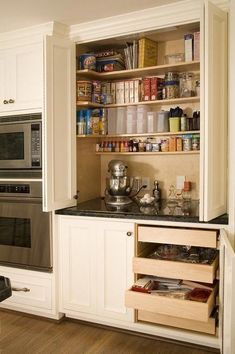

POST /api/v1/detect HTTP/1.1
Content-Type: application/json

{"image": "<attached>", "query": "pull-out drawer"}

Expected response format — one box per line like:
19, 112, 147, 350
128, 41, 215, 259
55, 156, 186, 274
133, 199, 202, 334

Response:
133, 255, 219, 283
125, 285, 216, 322
138, 226, 218, 248
137, 310, 216, 335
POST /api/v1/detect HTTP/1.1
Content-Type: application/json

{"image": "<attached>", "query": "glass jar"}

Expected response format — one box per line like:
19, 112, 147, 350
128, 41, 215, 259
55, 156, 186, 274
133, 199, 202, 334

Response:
179, 72, 195, 98
164, 72, 179, 99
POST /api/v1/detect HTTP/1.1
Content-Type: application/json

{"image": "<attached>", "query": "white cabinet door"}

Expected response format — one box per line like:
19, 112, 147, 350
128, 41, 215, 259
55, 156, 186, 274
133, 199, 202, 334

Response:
201, 1, 228, 221
43, 35, 76, 212
58, 217, 96, 314
58, 217, 135, 323
0, 43, 43, 114
96, 221, 134, 322
220, 230, 235, 354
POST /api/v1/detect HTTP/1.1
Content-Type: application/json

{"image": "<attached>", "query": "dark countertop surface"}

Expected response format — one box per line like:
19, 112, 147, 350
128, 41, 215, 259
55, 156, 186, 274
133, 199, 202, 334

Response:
56, 198, 228, 225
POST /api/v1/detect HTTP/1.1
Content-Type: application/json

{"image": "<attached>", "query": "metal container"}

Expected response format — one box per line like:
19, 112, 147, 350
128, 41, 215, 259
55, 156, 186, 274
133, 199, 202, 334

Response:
106, 176, 132, 196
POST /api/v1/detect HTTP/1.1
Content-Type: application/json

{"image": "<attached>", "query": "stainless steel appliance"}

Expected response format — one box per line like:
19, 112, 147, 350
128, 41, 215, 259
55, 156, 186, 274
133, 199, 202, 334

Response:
105, 160, 144, 206
0, 114, 42, 170
0, 181, 52, 271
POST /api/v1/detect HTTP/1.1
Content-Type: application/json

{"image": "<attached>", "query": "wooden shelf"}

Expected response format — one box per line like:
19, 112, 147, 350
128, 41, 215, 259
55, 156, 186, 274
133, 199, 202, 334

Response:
95, 151, 200, 156
77, 130, 200, 139
77, 96, 200, 109
77, 61, 200, 80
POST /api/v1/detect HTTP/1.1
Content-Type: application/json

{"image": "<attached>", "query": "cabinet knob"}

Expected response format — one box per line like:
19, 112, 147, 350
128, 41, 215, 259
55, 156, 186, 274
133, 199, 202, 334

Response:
73, 190, 80, 200
126, 231, 133, 237
3, 100, 8, 104
9, 99, 15, 104
12, 287, 30, 292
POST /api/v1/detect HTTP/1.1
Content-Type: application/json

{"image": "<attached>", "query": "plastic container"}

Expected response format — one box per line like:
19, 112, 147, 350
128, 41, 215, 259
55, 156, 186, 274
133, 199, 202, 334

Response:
107, 108, 117, 134
126, 106, 137, 134
169, 117, 180, 132
147, 111, 158, 133
179, 72, 195, 97
157, 110, 169, 132
116, 107, 126, 134
137, 105, 148, 134
164, 53, 185, 64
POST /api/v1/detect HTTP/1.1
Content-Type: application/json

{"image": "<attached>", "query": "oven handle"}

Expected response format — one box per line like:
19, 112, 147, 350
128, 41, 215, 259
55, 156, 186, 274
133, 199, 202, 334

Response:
12, 287, 30, 292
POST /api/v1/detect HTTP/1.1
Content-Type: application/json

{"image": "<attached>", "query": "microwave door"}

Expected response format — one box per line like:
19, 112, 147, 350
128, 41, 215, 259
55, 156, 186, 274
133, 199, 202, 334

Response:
0, 124, 31, 169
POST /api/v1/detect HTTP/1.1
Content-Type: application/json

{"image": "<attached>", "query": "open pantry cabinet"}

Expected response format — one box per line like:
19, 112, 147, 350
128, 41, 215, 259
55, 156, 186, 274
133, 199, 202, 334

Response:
75, 0, 227, 223
124, 225, 235, 354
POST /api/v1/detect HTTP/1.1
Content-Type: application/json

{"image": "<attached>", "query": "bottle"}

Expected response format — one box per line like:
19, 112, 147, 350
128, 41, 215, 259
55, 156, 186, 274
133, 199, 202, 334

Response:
152, 180, 161, 201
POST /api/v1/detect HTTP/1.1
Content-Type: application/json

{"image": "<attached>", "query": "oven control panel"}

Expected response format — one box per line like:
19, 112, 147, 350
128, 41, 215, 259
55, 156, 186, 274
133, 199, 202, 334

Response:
0, 184, 30, 194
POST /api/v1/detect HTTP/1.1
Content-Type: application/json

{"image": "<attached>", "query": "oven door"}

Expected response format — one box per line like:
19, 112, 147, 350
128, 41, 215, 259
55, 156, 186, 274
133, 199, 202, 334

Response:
0, 123, 31, 169
0, 199, 52, 271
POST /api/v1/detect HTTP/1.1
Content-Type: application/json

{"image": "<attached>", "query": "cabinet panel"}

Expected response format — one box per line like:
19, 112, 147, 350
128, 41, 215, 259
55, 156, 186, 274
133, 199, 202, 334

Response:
43, 36, 76, 212
59, 219, 96, 314
96, 221, 134, 322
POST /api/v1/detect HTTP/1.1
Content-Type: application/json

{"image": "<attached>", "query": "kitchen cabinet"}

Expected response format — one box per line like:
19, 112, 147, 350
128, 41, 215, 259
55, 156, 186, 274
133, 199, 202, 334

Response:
0, 42, 43, 114
74, 0, 227, 223
58, 216, 134, 323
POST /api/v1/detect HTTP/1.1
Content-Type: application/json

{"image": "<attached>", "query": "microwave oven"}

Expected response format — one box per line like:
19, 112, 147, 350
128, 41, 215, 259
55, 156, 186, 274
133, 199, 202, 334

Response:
0, 114, 42, 170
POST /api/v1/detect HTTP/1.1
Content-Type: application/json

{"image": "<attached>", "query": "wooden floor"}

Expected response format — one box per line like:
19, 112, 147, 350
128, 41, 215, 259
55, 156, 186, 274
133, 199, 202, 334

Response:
0, 311, 219, 354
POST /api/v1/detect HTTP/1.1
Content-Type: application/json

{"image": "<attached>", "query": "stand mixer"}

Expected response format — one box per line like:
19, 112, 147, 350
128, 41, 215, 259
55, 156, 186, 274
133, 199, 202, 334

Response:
104, 160, 144, 206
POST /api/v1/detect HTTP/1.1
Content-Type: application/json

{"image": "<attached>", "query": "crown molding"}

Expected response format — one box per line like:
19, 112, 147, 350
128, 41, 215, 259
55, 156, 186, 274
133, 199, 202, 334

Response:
69, 0, 230, 43
0, 21, 69, 46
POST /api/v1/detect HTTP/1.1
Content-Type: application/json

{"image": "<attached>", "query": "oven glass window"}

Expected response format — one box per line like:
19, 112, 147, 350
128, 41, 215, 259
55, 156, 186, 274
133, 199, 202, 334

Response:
0, 217, 31, 248
0, 132, 24, 160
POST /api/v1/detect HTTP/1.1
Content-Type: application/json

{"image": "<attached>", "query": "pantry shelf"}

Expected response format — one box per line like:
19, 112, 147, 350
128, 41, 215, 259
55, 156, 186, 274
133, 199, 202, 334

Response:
77, 61, 200, 80
77, 97, 200, 109
95, 151, 200, 156
77, 130, 200, 139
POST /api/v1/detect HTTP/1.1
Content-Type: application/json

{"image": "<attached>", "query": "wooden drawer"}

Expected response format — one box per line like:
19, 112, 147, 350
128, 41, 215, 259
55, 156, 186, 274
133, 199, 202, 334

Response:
125, 286, 216, 322
133, 255, 219, 283
0, 270, 52, 311
138, 226, 218, 248
137, 310, 216, 335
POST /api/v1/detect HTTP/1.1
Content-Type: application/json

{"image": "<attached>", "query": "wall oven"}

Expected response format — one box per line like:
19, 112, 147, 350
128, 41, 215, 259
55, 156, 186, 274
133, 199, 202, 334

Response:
0, 114, 42, 170
0, 181, 52, 271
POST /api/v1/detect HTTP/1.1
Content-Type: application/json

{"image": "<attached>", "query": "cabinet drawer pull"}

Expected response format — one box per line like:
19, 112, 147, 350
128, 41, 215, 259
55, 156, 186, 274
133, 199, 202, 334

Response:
12, 287, 30, 292
3, 100, 9, 104
126, 231, 133, 236
9, 99, 15, 104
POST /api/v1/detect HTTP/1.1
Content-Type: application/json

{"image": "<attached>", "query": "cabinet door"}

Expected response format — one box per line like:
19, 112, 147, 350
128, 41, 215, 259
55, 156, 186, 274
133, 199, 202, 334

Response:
58, 218, 96, 314
96, 221, 134, 322
8, 42, 43, 112
43, 36, 76, 212
220, 230, 235, 354
0, 51, 10, 111
201, 1, 227, 221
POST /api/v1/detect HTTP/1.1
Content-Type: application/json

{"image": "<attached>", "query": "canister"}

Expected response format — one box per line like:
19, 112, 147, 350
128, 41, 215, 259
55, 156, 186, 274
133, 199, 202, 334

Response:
183, 135, 192, 151
79, 54, 96, 70
77, 80, 92, 101
157, 110, 169, 132
169, 117, 180, 132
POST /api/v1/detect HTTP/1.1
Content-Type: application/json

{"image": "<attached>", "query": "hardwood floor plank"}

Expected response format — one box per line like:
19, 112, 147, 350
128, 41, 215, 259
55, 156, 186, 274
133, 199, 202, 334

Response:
0, 311, 219, 354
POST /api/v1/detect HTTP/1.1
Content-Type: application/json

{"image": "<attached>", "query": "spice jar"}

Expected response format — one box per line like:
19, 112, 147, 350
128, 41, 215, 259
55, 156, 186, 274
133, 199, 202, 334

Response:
179, 72, 195, 97
164, 72, 180, 99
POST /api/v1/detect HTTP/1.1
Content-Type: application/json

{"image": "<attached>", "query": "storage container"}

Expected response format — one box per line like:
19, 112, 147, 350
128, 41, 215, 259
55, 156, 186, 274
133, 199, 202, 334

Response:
107, 108, 117, 134
169, 117, 180, 132
137, 105, 148, 134
116, 107, 126, 134
147, 111, 158, 133
157, 110, 169, 132
126, 106, 137, 134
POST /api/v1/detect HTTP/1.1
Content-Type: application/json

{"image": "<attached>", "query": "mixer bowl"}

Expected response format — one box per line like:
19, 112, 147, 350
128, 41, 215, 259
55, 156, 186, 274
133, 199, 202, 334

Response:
106, 176, 133, 196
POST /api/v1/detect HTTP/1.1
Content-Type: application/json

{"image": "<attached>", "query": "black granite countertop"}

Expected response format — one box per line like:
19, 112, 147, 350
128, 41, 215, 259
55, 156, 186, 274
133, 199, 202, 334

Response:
56, 198, 228, 225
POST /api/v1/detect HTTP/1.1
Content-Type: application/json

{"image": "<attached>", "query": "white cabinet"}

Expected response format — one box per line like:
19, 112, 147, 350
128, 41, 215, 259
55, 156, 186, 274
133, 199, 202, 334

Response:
0, 42, 43, 114
58, 216, 134, 323
43, 35, 76, 212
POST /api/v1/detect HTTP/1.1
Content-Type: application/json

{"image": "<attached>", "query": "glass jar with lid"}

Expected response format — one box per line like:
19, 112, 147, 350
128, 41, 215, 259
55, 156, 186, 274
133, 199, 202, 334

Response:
179, 72, 195, 97
164, 72, 180, 99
